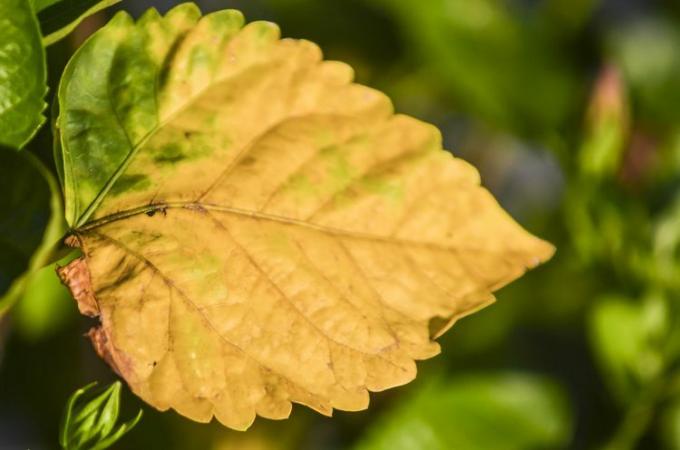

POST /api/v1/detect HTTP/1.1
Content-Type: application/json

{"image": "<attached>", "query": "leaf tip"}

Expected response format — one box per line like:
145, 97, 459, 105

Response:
533, 238, 557, 267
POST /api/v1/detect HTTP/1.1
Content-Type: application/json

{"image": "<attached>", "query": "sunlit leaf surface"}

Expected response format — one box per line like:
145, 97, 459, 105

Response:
56, 4, 553, 430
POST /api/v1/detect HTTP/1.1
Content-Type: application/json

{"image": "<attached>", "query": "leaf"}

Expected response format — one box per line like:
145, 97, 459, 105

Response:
660, 399, 680, 450
589, 295, 667, 403
354, 373, 572, 450
32, 0, 61, 12
0, 148, 65, 316
60, 381, 142, 450
55, 4, 554, 430
369, 0, 580, 137
12, 258, 75, 340
610, 19, 680, 128
39, 0, 122, 46
0, 0, 47, 149
0, 150, 51, 296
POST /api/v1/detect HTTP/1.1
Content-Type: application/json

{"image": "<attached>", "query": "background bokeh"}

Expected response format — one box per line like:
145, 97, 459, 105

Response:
2, 0, 680, 448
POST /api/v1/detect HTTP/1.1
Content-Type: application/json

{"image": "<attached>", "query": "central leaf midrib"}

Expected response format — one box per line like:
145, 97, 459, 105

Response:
75, 200, 529, 257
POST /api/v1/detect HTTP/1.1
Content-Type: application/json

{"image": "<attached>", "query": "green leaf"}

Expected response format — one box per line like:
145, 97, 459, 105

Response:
609, 19, 680, 128
0, 148, 67, 316
369, 0, 579, 137
39, 0, 122, 46
12, 256, 76, 340
32, 0, 61, 12
589, 295, 667, 403
660, 399, 680, 450
354, 373, 572, 450
60, 381, 142, 450
650, 194, 680, 290
0, 150, 51, 295
0, 0, 47, 149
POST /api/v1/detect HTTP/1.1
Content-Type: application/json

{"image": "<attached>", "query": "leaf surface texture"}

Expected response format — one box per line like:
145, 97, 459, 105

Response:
0, 0, 46, 149
57, 4, 554, 430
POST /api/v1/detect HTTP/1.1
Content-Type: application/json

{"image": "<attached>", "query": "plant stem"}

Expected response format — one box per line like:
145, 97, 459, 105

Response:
603, 378, 666, 450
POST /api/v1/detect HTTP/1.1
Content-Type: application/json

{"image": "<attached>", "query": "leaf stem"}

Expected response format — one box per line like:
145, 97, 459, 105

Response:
0, 151, 69, 317
602, 377, 666, 450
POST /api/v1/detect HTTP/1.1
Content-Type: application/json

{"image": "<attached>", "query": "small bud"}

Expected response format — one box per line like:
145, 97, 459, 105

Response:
579, 65, 630, 178
587, 65, 627, 127
59, 381, 142, 450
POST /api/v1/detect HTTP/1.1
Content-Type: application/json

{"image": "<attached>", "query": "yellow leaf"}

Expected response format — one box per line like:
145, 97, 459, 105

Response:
56, 4, 554, 430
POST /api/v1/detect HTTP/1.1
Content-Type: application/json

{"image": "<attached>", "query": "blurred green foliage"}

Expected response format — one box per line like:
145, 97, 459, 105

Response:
355, 374, 571, 450
371, 0, 586, 139
0, 150, 65, 317
0, 151, 52, 298
2, 0, 680, 449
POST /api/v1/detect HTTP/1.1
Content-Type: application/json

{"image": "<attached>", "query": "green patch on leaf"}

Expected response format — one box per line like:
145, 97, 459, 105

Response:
109, 174, 151, 196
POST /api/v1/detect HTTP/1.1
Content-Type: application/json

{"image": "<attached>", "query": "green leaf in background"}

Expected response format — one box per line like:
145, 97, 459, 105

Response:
0, 0, 47, 149
593, 292, 675, 450
370, 0, 582, 138
354, 373, 572, 450
39, 0, 122, 46
609, 19, 680, 128
661, 399, 680, 450
60, 381, 142, 450
32, 0, 61, 12
542, 0, 597, 32
12, 257, 76, 341
589, 295, 668, 403
650, 194, 680, 291
0, 149, 67, 316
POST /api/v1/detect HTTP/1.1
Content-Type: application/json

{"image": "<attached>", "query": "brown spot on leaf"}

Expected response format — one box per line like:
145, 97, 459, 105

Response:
88, 326, 125, 378
57, 256, 99, 317
64, 234, 80, 248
